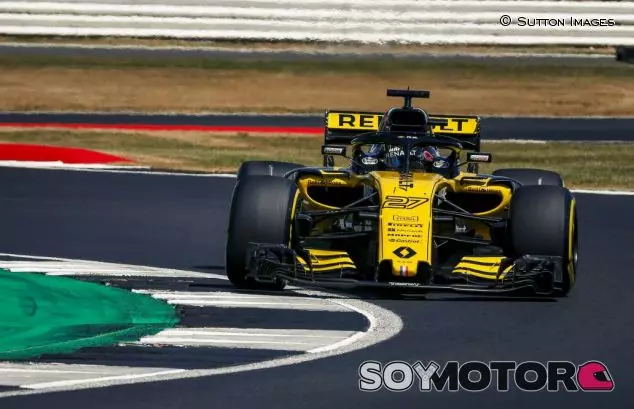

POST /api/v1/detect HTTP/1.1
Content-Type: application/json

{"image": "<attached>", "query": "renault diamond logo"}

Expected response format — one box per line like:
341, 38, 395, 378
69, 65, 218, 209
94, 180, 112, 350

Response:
393, 246, 417, 259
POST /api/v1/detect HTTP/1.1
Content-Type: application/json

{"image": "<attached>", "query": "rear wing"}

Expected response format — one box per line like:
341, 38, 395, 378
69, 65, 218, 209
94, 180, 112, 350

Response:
323, 110, 481, 149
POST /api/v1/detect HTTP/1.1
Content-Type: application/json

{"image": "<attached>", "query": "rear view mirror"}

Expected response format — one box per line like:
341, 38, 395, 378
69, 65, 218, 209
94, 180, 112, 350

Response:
321, 145, 347, 156
466, 152, 492, 163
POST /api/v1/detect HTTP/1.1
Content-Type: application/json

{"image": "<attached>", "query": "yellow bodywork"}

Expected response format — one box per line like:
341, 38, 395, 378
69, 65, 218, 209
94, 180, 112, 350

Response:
453, 256, 513, 280
295, 169, 514, 279
295, 249, 357, 273
371, 171, 443, 277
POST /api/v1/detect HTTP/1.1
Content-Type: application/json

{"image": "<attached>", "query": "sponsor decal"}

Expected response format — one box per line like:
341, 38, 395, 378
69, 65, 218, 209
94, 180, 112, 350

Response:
387, 233, 422, 238
462, 185, 489, 192
387, 282, 422, 288
321, 145, 346, 155
393, 246, 417, 259
389, 222, 424, 228
362, 156, 379, 165
393, 215, 419, 222
467, 152, 492, 163
432, 117, 478, 135
305, 178, 347, 186
326, 112, 478, 135
327, 113, 382, 130
399, 173, 414, 191
383, 196, 429, 210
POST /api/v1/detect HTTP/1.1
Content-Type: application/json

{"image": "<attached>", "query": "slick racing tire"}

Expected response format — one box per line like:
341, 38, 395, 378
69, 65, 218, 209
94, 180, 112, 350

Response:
493, 168, 563, 187
237, 161, 305, 180
507, 185, 578, 296
225, 175, 298, 290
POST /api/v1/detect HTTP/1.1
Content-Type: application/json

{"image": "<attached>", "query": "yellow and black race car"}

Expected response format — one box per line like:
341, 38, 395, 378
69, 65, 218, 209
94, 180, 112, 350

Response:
225, 89, 578, 296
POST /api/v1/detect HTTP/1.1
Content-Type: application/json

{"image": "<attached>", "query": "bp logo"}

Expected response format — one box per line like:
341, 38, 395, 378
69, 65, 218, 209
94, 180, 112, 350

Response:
393, 247, 417, 259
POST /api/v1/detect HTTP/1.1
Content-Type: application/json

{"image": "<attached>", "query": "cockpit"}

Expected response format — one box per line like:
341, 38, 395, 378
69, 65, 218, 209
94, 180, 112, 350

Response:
350, 133, 460, 176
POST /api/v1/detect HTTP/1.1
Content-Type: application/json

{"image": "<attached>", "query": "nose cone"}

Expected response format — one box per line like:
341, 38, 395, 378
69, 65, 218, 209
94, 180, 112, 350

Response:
577, 361, 614, 391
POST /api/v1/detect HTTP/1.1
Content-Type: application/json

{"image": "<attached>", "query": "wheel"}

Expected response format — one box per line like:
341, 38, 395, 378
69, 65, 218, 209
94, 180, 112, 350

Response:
237, 161, 305, 180
225, 175, 298, 290
507, 185, 578, 296
493, 168, 563, 187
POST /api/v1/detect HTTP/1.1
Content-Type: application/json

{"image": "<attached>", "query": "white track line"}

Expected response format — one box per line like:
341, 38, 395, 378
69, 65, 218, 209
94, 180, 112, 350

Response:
24, 369, 187, 390
484, 139, 547, 144
0, 161, 150, 169
0, 368, 101, 374
0, 253, 403, 397
0, 163, 228, 176
144, 328, 353, 338
0, 254, 227, 279
134, 290, 349, 311
134, 328, 360, 351
0, 165, 631, 195
570, 189, 634, 196
161, 299, 347, 310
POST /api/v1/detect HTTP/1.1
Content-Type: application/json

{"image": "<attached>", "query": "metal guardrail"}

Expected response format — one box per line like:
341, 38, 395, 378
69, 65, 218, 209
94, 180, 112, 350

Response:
0, 0, 633, 45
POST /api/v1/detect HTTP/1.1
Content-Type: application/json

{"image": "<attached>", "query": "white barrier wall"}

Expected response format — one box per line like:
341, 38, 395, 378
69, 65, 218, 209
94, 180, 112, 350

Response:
0, 0, 633, 45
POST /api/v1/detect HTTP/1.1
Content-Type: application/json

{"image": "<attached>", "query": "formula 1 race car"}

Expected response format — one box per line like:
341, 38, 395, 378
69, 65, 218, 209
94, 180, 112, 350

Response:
225, 89, 578, 296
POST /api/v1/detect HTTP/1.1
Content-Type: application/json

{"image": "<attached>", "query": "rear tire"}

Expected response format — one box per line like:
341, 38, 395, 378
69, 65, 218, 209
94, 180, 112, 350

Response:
507, 185, 578, 296
237, 161, 305, 180
225, 175, 298, 290
493, 168, 563, 187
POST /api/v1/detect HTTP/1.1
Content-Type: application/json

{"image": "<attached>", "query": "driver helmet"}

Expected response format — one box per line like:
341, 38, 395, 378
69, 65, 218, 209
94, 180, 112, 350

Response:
351, 144, 383, 173
383, 145, 443, 170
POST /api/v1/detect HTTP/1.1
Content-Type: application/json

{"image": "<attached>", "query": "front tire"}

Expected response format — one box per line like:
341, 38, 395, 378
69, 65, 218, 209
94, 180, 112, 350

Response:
493, 168, 563, 187
237, 161, 305, 180
225, 175, 298, 290
507, 185, 578, 296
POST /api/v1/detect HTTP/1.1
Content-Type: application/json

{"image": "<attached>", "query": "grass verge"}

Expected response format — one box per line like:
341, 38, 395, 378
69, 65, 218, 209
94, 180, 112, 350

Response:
0, 53, 632, 115
1, 128, 631, 190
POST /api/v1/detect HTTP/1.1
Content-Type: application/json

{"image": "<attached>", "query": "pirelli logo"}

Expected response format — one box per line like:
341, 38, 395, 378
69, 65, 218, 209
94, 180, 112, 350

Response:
326, 112, 479, 135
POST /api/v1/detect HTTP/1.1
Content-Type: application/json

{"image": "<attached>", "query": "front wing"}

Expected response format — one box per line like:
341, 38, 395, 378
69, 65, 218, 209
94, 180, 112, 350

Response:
245, 244, 566, 296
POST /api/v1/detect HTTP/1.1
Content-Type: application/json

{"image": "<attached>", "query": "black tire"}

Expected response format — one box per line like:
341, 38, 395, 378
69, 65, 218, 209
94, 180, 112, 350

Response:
507, 185, 578, 296
237, 161, 305, 180
225, 175, 298, 290
493, 168, 563, 187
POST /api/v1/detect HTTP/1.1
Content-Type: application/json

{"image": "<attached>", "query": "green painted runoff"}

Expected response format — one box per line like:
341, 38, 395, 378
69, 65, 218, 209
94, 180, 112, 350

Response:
0, 269, 178, 360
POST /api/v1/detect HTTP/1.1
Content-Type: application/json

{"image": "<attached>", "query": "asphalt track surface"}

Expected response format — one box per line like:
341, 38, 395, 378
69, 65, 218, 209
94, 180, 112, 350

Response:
2, 112, 634, 141
0, 167, 633, 408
